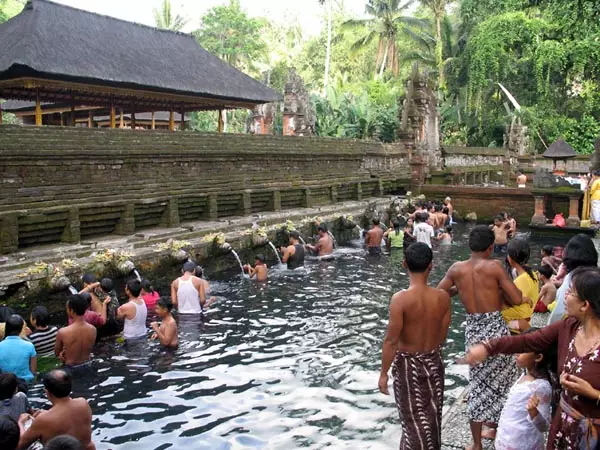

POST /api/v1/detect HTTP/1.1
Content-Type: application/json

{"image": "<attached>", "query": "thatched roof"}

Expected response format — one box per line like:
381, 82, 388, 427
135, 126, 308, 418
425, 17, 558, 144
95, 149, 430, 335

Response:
543, 139, 577, 159
0, 0, 279, 107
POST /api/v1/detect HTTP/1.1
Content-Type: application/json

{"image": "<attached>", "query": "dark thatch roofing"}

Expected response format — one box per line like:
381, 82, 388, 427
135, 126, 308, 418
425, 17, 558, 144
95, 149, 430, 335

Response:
2, 100, 56, 112
0, 0, 279, 105
95, 112, 189, 122
543, 139, 577, 159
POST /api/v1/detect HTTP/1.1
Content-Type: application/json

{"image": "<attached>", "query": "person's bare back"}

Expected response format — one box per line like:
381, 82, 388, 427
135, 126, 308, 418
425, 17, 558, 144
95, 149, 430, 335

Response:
366, 225, 384, 248
55, 320, 96, 366
538, 282, 557, 307
492, 224, 509, 246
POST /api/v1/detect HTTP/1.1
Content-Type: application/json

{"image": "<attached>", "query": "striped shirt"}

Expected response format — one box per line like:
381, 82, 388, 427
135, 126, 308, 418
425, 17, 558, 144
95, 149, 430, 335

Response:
29, 327, 58, 357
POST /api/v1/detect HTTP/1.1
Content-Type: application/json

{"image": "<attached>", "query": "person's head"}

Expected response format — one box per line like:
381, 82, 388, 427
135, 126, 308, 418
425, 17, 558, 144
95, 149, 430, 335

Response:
538, 264, 554, 282
43, 435, 84, 450
66, 295, 88, 318
183, 261, 196, 274
414, 212, 424, 223
445, 225, 453, 234
494, 215, 505, 227
392, 219, 401, 231
99, 278, 113, 294
594, 169, 600, 178
0, 306, 14, 323
193, 266, 204, 279
406, 217, 414, 227
30, 305, 50, 329
255, 254, 266, 265
125, 279, 142, 298
80, 292, 92, 308
0, 415, 19, 450
442, 206, 449, 215
567, 267, 600, 320
444, 196, 451, 205
404, 242, 433, 274
140, 279, 154, 295
155, 297, 173, 319
468, 226, 495, 255
541, 245, 554, 257
562, 234, 598, 273
317, 224, 328, 235
516, 327, 557, 380
81, 273, 97, 287
43, 369, 71, 400
507, 239, 530, 268
371, 218, 380, 227
289, 230, 301, 244
0, 373, 18, 401
5, 315, 24, 337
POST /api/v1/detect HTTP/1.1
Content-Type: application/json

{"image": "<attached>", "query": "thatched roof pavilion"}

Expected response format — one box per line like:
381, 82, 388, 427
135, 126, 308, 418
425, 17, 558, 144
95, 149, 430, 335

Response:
0, 0, 279, 130
543, 139, 578, 175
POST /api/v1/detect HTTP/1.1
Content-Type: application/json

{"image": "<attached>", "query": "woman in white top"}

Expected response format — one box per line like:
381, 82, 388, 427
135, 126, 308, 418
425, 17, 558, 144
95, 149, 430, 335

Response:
117, 279, 148, 339
171, 261, 207, 314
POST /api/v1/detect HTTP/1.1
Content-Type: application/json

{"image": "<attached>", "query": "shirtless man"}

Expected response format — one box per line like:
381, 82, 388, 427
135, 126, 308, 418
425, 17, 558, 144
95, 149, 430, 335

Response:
364, 219, 384, 255
305, 224, 334, 257
55, 295, 97, 376
16, 369, 95, 450
379, 243, 451, 449
437, 226, 523, 450
491, 215, 510, 256
516, 172, 527, 188
243, 254, 268, 282
281, 231, 305, 269
150, 298, 178, 348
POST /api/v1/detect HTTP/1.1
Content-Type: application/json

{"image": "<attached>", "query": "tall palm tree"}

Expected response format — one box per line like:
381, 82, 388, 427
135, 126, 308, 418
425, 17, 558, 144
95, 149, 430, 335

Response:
343, 0, 426, 77
419, 0, 451, 89
153, 0, 187, 32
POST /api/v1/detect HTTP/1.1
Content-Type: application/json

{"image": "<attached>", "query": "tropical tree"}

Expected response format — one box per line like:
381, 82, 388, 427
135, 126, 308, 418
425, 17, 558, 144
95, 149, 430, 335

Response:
153, 0, 187, 31
419, 0, 452, 89
342, 0, 426, 77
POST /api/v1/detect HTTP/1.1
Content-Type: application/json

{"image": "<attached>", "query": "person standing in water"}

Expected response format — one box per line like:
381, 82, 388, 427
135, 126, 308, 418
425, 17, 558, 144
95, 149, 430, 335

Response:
413, 212, 435, 248
379, 243, 451, 449
281, 231, 305, 269
305, 224, 334, 257
364, 219, 384, 255
243, 254, 268, 282
437, 226, 523, 450
383, 219, 404, 250
117, 279, 148, 340
150, 298, 178, 348
171, 261, 207, 314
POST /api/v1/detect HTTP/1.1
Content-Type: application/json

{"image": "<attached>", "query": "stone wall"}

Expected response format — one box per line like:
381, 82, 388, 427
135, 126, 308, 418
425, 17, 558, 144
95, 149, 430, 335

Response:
0, 125, 410, 253
443, 146, 506, 169
518, 155, 590, 175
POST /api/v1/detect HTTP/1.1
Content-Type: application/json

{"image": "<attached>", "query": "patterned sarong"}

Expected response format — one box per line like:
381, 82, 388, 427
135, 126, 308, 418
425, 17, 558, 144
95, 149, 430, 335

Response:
466, 311, 518, 423
392, 346, 444, 449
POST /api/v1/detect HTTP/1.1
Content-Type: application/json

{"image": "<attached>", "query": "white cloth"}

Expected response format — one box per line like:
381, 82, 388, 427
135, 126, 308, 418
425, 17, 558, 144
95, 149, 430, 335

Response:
548, 272, 571, 325
495, 376, 552, 450
123, 300, 147, 339
177, 278, 202, 314
592, 200, 600, 222
413, 222, 434, 248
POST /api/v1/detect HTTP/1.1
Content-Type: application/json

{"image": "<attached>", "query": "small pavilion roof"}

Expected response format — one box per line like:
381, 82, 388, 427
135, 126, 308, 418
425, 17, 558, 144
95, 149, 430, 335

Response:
543, 139, 578, 159
0, 0, 279, 110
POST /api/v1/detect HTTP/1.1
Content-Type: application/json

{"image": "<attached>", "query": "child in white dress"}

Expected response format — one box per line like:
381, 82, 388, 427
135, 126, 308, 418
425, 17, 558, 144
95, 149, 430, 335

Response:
495, 327, 554, 450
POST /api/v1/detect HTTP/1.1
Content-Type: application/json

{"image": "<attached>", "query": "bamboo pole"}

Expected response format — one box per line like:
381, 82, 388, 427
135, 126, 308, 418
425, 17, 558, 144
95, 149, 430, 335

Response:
151, 111, 155, 130
35, 89, 42, 126
110, 103, 116, 128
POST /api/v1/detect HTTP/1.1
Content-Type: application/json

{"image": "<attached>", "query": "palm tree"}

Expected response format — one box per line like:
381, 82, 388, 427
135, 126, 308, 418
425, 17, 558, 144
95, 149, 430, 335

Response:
153, 0, 187, 32
419, 0, 452, 89
343, 0, 427, 78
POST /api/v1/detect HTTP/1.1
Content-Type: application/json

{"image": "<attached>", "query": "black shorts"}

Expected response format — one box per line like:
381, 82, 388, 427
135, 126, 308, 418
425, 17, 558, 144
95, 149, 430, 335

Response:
368, 247, 382, 255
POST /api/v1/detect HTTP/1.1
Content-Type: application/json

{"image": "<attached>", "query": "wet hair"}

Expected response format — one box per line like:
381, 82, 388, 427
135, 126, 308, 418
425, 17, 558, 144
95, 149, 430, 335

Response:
0, 415, 19, 450
141, 279, 154, 294
289, 231, 301, 241
317, 224, 328, 233
80, 292, 92, 306
255, 254, 266, 263
442, 207, 449, 215
194, 266, 204, 278
494, 214, 505, 223
522, 327, 557, 384
562, 234, 598, 272
43, 369, 72, 398
445, 225, 453, 234
444, 197, 451, 203
538, 264, 554, 280
100, 278, 113, 294
372, 218, 380, 226
508, 239, 536, 282
5, 315, 24, 337
542, 245, 554, 257
404, 242, 433, 273
415, 212, 428, 223
468, 226, 495, 252
594, 169, 600, 177
0, 306, 14, 323
126, 279, 143, 297
81, 273, 97, 285
67, 295, 88, 316
157, 297, 173, 312
183, 261, 196, 273
31, 305, 50, 327
0, 373, 18, 400
571, 267, 600, 319
43, 435, 84, 450
392, 219, 401, 235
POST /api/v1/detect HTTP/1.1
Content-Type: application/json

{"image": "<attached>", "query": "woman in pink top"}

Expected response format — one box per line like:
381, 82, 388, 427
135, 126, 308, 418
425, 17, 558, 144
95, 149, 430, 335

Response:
141, 279, 160, 310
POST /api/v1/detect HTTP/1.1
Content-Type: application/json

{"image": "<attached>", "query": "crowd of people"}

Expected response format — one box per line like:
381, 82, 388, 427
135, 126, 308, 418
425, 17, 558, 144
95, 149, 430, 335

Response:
379, 223, 600, 450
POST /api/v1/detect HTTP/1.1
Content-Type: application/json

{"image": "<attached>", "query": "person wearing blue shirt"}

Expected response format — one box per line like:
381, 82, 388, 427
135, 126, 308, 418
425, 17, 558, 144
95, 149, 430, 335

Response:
0, 315, 37, 382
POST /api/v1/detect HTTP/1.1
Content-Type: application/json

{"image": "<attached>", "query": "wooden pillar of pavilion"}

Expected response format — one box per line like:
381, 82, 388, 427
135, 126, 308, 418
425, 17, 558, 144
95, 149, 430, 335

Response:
218, 109, 224, 134
88, 110, 93, 128
151, 112, 155, 130
131, 104, 136, 129
169, 104, 175, 132
70, 103, 75, 127
35, 89, 42, 126
0, 102, 3, 125
180, 109, 185, 131
109, 102, 116, 128
119, 109, 124, 128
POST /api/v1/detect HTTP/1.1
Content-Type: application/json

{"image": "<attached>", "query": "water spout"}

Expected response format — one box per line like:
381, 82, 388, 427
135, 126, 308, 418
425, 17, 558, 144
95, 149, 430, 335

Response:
298, 236, 306, 245
133, 269, 142, 281
229, 248, 246, 276
355, 224, 364, 238
267, 241, 283, 265
68, 285, 78, 294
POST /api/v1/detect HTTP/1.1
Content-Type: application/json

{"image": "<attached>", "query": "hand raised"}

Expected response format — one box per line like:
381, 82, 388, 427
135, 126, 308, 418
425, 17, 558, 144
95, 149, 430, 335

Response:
457, 344, 489, 366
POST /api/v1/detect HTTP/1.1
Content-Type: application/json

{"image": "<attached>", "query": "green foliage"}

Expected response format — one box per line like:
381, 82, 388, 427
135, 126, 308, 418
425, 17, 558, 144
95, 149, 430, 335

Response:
0, 0, 24, 22
153, 0, 187, 31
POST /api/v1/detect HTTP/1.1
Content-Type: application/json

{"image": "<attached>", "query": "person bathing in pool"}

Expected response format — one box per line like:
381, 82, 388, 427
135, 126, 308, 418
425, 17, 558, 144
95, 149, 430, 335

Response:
150, 298, 178, 348
243, 254, 268, 282
305, 224, 334, 258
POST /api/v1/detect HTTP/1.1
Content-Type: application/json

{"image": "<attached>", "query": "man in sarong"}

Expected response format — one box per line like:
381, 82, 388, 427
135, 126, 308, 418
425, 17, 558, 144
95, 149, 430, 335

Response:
379, 242, 451, 449
438, 225, 523, 450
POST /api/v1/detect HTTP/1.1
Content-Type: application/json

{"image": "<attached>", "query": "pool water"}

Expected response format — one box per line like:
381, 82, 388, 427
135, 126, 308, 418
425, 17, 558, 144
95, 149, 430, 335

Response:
28, 226, 549, 449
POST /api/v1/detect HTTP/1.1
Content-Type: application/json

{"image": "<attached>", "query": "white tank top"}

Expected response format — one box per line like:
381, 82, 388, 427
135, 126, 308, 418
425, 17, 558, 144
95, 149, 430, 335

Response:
123, 299, 148, 339
177, 277, 202, 314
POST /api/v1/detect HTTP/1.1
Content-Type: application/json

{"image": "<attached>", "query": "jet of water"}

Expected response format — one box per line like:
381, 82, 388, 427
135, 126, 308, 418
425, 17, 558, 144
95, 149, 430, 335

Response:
298, 236, 306, 245
267, 241, 283, 265
133, 269, 142, 281
229, 249, 246, 277
68, 285, 78, 294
